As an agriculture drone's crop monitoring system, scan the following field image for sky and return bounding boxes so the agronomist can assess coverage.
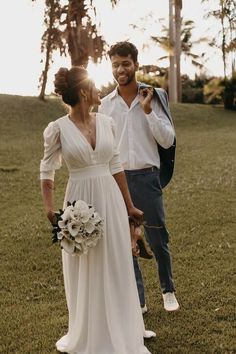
[0,0,224,96]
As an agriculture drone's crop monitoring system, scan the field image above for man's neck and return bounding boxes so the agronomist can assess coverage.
[117,81,138,106]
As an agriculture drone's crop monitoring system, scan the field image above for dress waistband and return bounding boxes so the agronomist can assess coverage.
[69,164,110,179]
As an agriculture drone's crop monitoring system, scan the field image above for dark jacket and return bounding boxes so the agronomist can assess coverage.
[139,83,176,188]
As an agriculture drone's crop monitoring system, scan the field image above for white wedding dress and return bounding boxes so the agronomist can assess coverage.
[40,113,153,354]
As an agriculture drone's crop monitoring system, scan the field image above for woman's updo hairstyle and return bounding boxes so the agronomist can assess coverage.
[54,66,90,106]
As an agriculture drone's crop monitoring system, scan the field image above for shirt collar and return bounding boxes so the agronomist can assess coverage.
[110,87,119,100]
[110,85,142,109]
[110,83,141,100]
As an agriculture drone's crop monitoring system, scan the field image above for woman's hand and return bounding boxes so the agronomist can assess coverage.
[46,209,57,225]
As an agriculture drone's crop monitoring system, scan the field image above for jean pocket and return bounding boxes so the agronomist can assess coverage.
[150,172,162,195]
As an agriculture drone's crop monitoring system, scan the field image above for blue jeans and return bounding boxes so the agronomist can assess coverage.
[125,167,175,306]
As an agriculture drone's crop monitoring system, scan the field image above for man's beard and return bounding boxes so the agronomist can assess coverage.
[117,72,136,86]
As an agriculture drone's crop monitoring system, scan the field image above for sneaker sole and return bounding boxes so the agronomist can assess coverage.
[164,305,180,312]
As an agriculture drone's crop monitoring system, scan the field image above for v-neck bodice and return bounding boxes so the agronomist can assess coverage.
[67,114,98,152]
[40,113,121,176]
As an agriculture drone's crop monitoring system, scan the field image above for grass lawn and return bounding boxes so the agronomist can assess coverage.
[0,94,235,354]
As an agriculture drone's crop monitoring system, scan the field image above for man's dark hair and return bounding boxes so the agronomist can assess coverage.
[108,41,138,62]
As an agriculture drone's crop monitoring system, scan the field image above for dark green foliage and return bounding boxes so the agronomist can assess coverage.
[182,75,205,103]
[223,76,236,110]
[51,210,63,243]
[100,81,116,98]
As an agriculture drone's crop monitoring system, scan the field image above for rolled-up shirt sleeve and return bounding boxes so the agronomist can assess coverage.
[109,118,124,175]
[40,121,62,181]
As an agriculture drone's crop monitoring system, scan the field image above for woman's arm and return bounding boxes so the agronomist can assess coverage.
[112,171,143,223]
[40,179,57,224]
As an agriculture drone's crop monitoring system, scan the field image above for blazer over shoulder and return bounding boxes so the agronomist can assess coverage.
[138,82,176,188]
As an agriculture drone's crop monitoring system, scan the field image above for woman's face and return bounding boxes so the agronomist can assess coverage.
[91,83,101,105]
[85,81,101,106]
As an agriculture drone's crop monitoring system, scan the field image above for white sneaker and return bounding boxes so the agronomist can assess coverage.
[143,330,156,338]
[141,304,148,314]
[162,292,179,311]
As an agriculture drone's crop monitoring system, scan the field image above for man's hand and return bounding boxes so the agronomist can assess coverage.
[128,206,144,225]
[139,87,154,114]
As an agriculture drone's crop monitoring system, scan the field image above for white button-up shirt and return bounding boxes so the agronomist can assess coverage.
[99,88,175,170]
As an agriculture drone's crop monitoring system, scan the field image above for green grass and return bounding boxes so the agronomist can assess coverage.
[0,94,235,354]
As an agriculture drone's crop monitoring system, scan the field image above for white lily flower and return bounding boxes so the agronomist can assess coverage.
[70,208,81,221]
[88,206,95,216]
[80,209,92,223]
[68,221,82,237]
[75,242,83,254]
[57,230,70,240]
[86,238,98,248]
[58,219,68,229]
[62,205,74,221]
[61,238,75,254]
[75,201,94,223]
[75,200,89,212]
[57,231,64,240]
[90,212,102,224]
[84,222,95,234]
[75,234,83,244]
[94,230,101,238]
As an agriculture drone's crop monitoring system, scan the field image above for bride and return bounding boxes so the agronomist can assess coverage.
[40,66,155,354]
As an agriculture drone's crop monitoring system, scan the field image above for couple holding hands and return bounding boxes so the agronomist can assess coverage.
[40,41,179,354]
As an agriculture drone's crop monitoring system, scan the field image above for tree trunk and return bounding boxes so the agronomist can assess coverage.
[175,0,182,102]
[169,0,177,102]
[68,26,89,68]
[38,45,51,100]
[221,1,227,79]
[67,0,89,68]
[38,0,55,100]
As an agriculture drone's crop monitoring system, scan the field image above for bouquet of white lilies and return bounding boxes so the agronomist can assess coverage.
[52,200,103,255]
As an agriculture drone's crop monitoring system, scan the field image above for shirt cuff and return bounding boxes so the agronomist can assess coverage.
[109,160,124,175]
[40,170,55,181]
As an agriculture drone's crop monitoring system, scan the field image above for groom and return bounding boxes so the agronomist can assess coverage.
[99,41,179,312]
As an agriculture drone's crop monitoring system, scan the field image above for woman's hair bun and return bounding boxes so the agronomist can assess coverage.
[54,67,69,95]
[54,66,90,106]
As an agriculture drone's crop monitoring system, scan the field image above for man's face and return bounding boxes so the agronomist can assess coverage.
[110,54,139,86]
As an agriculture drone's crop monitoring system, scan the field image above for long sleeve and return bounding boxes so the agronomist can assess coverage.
[40,121,62,181]
[146,90,175,149]
[109,118,124,175]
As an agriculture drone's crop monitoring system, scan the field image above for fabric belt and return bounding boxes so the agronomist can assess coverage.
[69,164,110,179]
[125,166,159,176]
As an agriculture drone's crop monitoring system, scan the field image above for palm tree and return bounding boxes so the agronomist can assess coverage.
[38,0,64,100]
[64,0,105,67]
[175,0,182,102]
[202,0,236,79]
[36,0,119,99]
[168,0,177,102]
[152,19,206,102]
